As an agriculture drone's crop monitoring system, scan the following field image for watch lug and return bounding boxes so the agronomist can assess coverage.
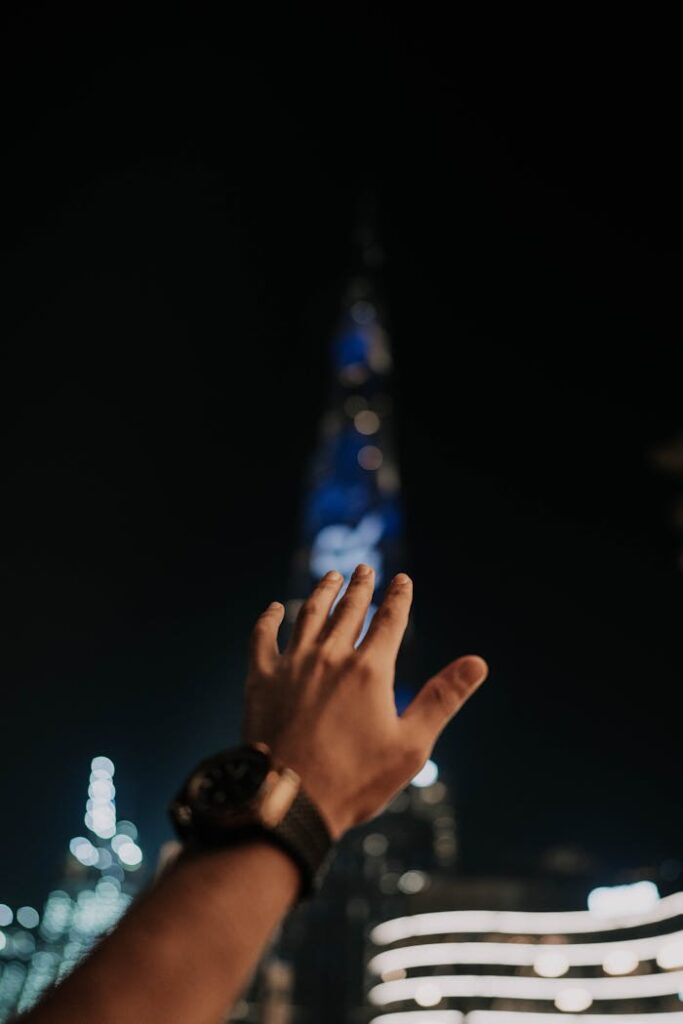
[258,767,301,827]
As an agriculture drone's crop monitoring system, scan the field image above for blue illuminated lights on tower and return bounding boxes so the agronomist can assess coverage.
[0,757,144,1020]
[286,283,414,711]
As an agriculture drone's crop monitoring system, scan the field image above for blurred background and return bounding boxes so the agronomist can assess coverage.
[1,7,681,1021]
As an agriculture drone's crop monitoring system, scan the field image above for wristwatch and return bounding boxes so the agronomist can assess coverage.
[168,742,336,901]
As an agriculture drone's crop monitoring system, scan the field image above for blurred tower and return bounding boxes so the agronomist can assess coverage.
[227,209,463,1024]
[0,756,145,1020]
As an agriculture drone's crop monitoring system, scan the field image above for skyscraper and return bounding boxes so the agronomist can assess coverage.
[0,756,145,1020]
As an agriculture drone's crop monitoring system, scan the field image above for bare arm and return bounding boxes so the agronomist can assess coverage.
[25,565,488,1024]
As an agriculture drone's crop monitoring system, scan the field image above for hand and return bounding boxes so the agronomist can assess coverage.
[241,564,488,840]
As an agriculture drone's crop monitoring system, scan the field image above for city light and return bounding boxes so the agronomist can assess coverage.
[602,948,639,975]
[0,904,12,926]
[397,871,428,895]
[414,982,442,1007]
[16,907,39,929]
[69,837,99,867]
[355,410,380,435]
[410,760,439,788]
[533,950,570,977]
[587,881,660,918]
[657,940,683,970]
[116,841,143,868]
[554,986,592,1012]
[358,445,383,470]
[90,756,115,776]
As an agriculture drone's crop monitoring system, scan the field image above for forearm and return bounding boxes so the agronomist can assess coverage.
[26,842,300,1024]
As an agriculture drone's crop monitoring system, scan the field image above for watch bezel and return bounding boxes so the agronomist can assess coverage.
[170,742,274,840]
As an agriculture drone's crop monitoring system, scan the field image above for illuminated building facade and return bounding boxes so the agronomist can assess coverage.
[365,879,683,1021]
[0,756,145,1020]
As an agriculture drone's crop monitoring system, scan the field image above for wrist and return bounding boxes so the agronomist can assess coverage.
[169,744,338,901]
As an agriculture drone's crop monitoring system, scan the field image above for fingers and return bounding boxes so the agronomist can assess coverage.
[249,601,285,672]
[286,570,345,652]
[318,563,375,648]
[400,655,488,753]
[358,572,413,661]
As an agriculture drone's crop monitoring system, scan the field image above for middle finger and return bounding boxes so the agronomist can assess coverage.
[319,563,375,648]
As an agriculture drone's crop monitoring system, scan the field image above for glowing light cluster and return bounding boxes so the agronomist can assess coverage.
[587,881,660,918]
[39,891,73,943]
[85,757,117,839]
[410,760,439,788]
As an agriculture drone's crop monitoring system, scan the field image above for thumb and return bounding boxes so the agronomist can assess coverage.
[400,655,488,750]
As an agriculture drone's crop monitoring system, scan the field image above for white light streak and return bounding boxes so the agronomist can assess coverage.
[466,1015,683,1024]
[368,931,683,975]
[369,1014,464,1024]
[370,890,683,945]
[658,941,683,970]
[369,969,683,1006]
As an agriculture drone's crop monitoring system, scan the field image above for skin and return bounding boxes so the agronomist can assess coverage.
[26,564,488,1024]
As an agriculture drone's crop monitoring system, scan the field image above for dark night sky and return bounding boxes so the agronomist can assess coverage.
[1,9,681,908]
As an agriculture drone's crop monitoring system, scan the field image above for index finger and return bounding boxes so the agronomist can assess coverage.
[356,572,413,661]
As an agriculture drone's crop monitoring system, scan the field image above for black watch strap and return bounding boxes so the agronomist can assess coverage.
[269,787,336,900]
[169,749,336,903]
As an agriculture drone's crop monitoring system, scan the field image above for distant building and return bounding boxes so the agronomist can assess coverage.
[0,756,145,1020]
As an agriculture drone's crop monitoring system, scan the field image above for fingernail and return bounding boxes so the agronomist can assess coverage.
[267,601,283,611]
[326,570,342,581]
[456,656,488,688]
[393,573,411,585]
[354,563,373,578]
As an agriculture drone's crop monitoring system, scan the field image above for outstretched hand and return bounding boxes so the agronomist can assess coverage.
[242,564,488,840]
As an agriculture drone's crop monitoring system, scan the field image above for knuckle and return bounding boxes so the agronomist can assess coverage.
[299,602,320,620]
[375,607,396,628]
[353,651,375,680]
[316,642,338,669]
[429,675,454,714]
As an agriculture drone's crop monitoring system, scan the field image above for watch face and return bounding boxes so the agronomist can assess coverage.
[186,746,271,824]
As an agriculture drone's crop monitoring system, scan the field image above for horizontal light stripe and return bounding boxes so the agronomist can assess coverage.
[467,1015,683,1024]
[368,1014,683,1024]
[368,929,683,975]
[368,968,683,1005]
[369,1014,464,1024]
[370,892,683,945]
